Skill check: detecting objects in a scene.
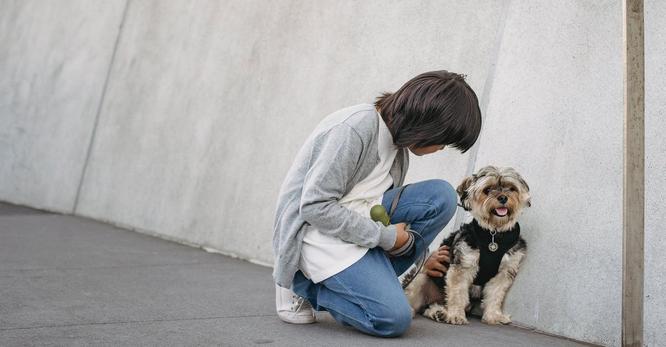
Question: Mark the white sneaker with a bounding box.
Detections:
[275,284,316,324]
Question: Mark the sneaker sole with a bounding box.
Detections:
[277,313,316,324]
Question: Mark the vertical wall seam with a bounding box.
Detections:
[622,0,644,345]
[72,0,131,214]
[453,0,512,229]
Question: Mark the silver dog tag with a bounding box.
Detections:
[489,230,499,252]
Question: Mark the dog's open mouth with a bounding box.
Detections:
[492,207,509,217]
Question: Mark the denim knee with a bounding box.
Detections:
[369,302,412,337]
[422,179,457,225]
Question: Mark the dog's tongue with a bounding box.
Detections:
[495,207,509,216]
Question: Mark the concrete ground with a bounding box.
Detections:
[0,202,593,347]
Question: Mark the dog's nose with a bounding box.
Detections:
[498,195,508,204]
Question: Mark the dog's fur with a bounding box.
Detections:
[403,166,530,325]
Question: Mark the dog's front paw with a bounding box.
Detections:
[445,309,468,325]
[482,310,511,325]
[423,304,447,323]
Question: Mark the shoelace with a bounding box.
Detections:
[291,295,312,312]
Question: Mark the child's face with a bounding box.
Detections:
[408,144,445,156]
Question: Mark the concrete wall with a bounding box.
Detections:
[474,2,624,345]
[0,0,127,212]
[74,0,508,265]
[644,0,665,345]
[1,1,664,345]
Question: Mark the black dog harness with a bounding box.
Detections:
[468,220,521,286]
[430,220,521,289]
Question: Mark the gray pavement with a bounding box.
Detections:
[0,202,594,346]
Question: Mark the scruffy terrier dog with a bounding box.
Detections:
[403,166,531,325]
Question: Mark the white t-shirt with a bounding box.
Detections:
[299,111,398,283]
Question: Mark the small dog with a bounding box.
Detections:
[403,166,531,325]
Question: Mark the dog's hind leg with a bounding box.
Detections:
[481,242,526,325]
[444,243,479,325]
[404,272,428,317]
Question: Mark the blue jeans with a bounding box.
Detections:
[291,179,457,337]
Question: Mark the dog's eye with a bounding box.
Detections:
[509,187,517,192]
[483,188,491,195]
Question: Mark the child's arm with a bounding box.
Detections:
[299,123,401,251]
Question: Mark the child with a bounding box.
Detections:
[272,70,482,337]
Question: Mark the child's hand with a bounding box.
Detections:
[391,223,410,250]
[425,245,450,277]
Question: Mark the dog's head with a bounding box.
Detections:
[457,166,531,232]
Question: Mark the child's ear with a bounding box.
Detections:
[456,175,475,210]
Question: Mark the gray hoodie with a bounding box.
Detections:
[272,104,409,287]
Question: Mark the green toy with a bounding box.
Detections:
[370,205,390,226]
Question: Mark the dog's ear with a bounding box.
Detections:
[456,175,475,210]
[515,174,531,207]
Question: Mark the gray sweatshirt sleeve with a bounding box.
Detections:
[298,123,397,250]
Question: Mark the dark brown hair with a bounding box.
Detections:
[374,70,482,153]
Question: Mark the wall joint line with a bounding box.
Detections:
[72,0,131,213]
